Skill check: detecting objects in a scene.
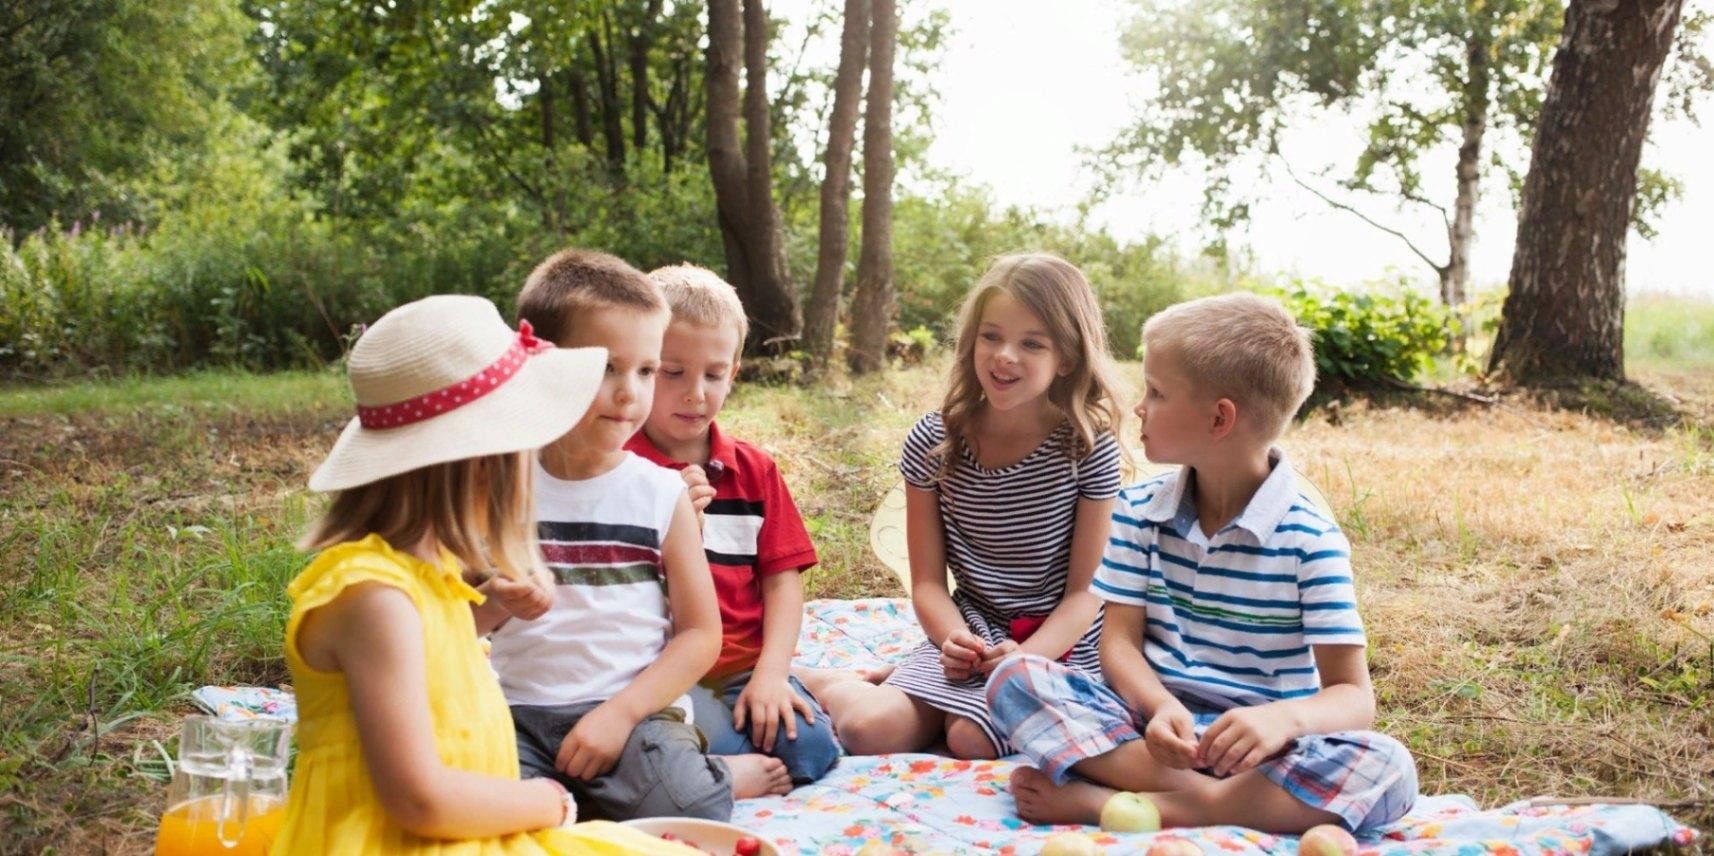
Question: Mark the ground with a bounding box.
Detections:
[1,359,1711,852]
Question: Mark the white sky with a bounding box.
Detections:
[847,0,1714,296]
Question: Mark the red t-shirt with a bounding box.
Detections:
[625,422,818,678]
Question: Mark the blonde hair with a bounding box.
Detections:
[933,253,1131,480]
[1141,292,1316,439]
[516,248,666,345]
[301,451,544,583]
[649,264,749,359]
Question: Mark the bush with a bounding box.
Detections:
[1279,282,1453,394]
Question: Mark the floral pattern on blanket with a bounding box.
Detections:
[756,599,1699,856]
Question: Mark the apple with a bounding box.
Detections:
[1299,824,1359,856]
[1144,836,1203,856]
[1099,791,1161,833]
[1039,831,1103,856]
[854,841,907,856]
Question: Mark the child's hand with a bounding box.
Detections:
[939,629,986,682]
[555,703,634,780]
[1197,704,1295,777]
[1142,701,1199,769]
[485,572,554,621]
[732,674,815,753]
[976,639,1019,674]
[681,465,715,525]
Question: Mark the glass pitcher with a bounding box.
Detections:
[155,716,292,855]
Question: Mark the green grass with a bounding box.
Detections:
[1628,294,1714,370]
[0,367,347,417]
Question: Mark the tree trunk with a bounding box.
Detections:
[628,0,662,155]
[1488,0,1684,384]
[1444,29,1488,350]
[706,0,802,352]
[566,63,594,147]
[591,13,626,170]
[803,0,869,365]
[846,0,896,375]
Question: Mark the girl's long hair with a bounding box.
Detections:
[932,253,1131,482]
[300,450,544,583]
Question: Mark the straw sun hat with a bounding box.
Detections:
[309,294,605,492]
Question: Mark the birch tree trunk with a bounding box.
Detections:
[1488,0,1684,384]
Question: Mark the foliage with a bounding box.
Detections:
[1101,0,1698,261]
[0,0,252,233]
[1279,281,1453,393]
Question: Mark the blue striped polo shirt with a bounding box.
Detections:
[1091,449,1365,710]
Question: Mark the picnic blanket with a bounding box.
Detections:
[197,597,1699,854]
[756,598,1700,855]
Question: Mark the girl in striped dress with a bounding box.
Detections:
[799,253,1129,759]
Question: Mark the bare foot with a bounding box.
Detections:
[721,754,792,799]
[1009,766,1115,826]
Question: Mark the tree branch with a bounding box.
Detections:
[1281,158,1449,273]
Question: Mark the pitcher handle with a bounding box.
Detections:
[216,745,252,849]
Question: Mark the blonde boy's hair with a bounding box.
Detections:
[301,451,545,584]
[649,264,749,359]
[516,249,666,345]
[1142,292,1316,439]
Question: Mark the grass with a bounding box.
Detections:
[3,338,1713,851]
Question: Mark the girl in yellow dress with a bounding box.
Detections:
[273,294,695,855]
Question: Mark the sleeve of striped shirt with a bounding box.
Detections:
[1091,489,1151,606]
[1077,430,1122,499]
[898,411,944,490]
[1296,525,1366,646]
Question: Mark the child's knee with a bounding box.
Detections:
[945,717,999,760]
[774,717,841,783]
[624,718,736,821]
[1356,733,1420,829]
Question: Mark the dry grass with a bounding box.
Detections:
[1,359,1711,851]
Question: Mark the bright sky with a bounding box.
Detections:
[911,0,1714,296]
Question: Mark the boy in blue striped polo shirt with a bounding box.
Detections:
[985,293,1418,835]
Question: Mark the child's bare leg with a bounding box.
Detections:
[815,681,941,754]
[944,715,999,760]
[1006,741,1208,826]
[791,664,892,705]
[1150,768,1342,833]
[719,754,792,799]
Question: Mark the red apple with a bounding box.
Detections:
[1040,831,1103,856]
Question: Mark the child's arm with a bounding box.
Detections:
[468,571,554,635]
[732,570,816,752]
[1099,601,1199,768]
[299,582,567,838]
[554,491,720,780]
[978,495,1115,672]
[903,484,987,679]
[1197,644,1375,777]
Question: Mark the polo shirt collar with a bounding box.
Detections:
[626,421,739,483]
[1134,448,1295,540]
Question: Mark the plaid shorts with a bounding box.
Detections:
[985,654,1418,832]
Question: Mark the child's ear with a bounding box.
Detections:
[1210,398,1239,440]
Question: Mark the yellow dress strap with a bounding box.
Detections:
[284,534,479,672]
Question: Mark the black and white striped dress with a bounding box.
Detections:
[884,410,1122,753]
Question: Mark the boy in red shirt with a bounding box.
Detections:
[624,264,840,784]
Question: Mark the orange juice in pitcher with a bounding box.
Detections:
[155,716,291,856]
[155,795,285,855]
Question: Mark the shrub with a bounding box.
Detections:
[1279,282,1453,394]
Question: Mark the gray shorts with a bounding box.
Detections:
[510,701,734,822]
